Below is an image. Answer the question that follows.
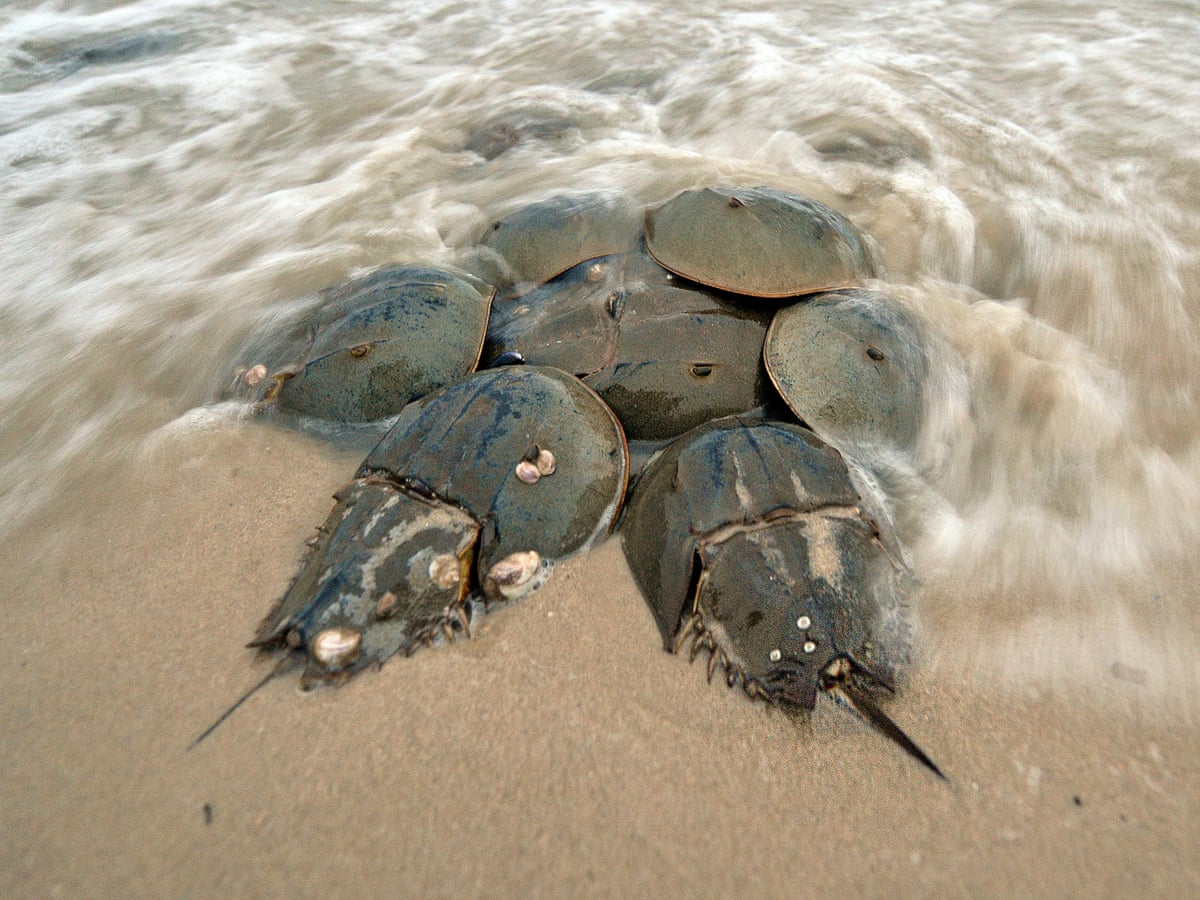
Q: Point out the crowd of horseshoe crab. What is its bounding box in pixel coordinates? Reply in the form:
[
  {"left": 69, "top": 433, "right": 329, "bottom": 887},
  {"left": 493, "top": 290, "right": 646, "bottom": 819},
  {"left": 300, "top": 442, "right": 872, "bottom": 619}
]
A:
[{"left": 197, "top": 185, "right": 946, "bottom": 779}]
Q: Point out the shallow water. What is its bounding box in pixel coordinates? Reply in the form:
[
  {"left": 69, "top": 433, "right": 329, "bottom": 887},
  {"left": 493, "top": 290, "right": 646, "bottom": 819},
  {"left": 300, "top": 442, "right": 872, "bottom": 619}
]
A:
[{"left": 2, "top": 1, "right": 1198, "bottom": 700}]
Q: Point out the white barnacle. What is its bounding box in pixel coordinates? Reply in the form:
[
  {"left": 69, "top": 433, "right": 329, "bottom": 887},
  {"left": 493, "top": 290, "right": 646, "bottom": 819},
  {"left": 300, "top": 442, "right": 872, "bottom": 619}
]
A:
[
  {"left": 485, "top": 550, "right": 542, "bottom": 601},
  {"left": 515, "top": 460, "right": 541, "bottom": 484},
  {"left": 803, "top": 641, "right": 817, "bottom": 654},
  {"left": 796, "top": 615, "right": 811, "bottom": 630},
  {"left": 242, "top": 363, "right": 267, "bottom": 386},
  {"left": 375, "top": 591, "right": 398, "bottom": 619},
  {"left": 769, "top": 648, "right": 782, "bottom": 663},
  {"left": 429, "top": 553, "right": 461, "bottom": 589},
  {"left": 535, "top": 447, "right": 556, "bottom": 476},
  {"left": 311, "top": 627, "right": 362, "bottom": 671}
]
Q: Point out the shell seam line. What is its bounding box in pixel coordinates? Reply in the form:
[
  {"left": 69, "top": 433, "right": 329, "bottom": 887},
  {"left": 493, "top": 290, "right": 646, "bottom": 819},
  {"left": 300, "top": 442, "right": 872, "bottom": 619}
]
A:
[{"left": 693, "top": 503, "right": 863, "bottom": 545}]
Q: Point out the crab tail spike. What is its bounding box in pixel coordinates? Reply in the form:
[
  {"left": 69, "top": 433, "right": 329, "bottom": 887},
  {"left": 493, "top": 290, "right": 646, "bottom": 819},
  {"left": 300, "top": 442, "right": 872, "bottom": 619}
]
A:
[
  {"left": 821, "top": 657, "right": 946, "bottom": 781},
  {"left": 187, "top": 654, "right": 301, "bottom": 752}
]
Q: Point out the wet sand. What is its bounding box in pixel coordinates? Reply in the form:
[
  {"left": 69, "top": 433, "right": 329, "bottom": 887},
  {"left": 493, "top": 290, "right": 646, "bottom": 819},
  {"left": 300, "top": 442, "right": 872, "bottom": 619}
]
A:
[{"left": 1, "top": 419, "right": 1197, "bottom": 897}]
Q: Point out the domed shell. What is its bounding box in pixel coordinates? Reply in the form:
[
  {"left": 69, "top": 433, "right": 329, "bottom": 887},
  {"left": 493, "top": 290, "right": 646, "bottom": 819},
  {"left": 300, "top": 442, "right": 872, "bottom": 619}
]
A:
[
  {"left": 476, "top": 192, "right": 642, "bottom": 294},
  {"left": 362, "top": 365, "right": 629, "bottom": 577},
  {"left": 483, "top": 252, "right": 775, "bottom": 440},
  {"left": 763, "top": 289, "right": 927, "bottom": 459},
  {"left": 643, "top": 186, "right": 873, "bottom": 298},
  {"left": 232, "top": 265, "right": 494, "bottom": 423}
]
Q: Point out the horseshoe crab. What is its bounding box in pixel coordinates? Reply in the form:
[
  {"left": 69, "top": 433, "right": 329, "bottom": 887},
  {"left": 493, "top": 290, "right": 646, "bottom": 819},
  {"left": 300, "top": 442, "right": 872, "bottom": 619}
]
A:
[
  {"left": 763, "top": 288, "right": 928, "bottom": 461},
  {"left": 621, "top": 415, "right": 943, "bottom": 778},
  {"left": 464, "top": 108, "right": 580, "bottom": 162},
  {"left": 483, "top": 251, "right": 777, "bottom": 440},
  {"left": 474, "top": 192, "right": 642, "bottom": 296},
  {"left": 230, "top": 264, "right": 494, "bottom": 422},
  {"left": 193, "top": 365, "right": 627, "bottom": 747},
  {"left": 643, "top": 186, "right": 874, "bottom": 298},
  {"left": 252, "top": 365, "right": 628, "bottom": 683}
]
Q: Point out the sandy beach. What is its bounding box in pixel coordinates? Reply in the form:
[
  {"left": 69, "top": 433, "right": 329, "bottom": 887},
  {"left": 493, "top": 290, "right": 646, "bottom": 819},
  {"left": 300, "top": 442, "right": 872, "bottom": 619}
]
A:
[
  {"left": 3, "top": 0, "right": 1200, "bottom": 895},
  {"left": 1, "top": 418, "right": 1196, "bottom": 897}
]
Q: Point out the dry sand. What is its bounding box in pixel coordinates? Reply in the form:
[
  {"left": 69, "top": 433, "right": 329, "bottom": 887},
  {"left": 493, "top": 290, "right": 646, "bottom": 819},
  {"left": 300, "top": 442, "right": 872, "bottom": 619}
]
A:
[{"left": 1, "top": 418, "right": 1197, "bottom": 897}]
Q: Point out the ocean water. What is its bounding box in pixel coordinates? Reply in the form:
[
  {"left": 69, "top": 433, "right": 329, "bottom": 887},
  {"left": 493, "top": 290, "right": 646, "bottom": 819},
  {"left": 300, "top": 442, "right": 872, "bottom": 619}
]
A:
[{"left": 2, "top": 1, "right": 1197, "bottom": 697}]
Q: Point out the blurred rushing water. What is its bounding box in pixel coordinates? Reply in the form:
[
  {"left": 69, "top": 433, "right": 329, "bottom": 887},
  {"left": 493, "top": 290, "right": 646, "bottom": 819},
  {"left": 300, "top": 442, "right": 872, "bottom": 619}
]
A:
[{"left": 2, "top": 1, "right": 1197, "bottom": 694}]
